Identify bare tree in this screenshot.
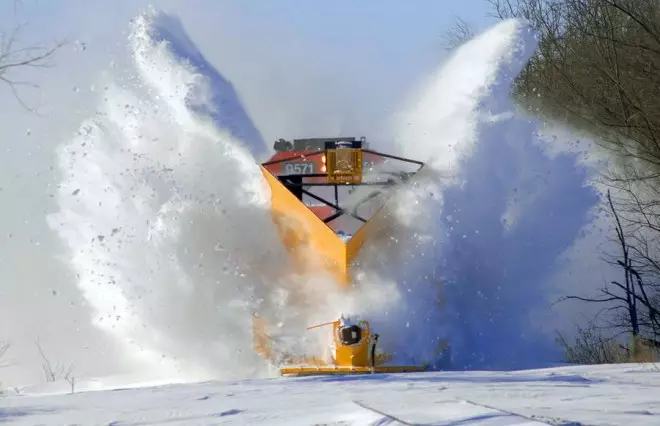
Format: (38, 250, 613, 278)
(0, 7, 65, 110)
(558, 190, 660, 360)
(480, 0, 660, 363)
(486, 0, 660, 180)
(35, 339, 76, 392)
(441, 17, 476, 51)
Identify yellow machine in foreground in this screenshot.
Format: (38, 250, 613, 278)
(254, 314, 427, 375)
(253, 137, 439, 375)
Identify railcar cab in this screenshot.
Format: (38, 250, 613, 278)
(261, 137, 374, 236)
(266, 136, 375, 177)
(261, 136, 424, 242)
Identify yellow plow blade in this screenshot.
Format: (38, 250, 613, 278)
(252, 140, 450, 374)
(280, 365, 427, 376)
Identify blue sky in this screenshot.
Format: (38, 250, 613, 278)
(0, 1, 499, 87)
(2, 1, 497, 37)
(0, 0, 503, 144)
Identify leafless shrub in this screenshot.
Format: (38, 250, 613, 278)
(35, 340, 76, 393)
(556, 324, 629, 364)
(0, 341, 9, 396)
(0, 341, 9, 367)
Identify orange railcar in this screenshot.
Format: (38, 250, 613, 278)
(262, 137, 385, 222)
(253, 137, 449, 375)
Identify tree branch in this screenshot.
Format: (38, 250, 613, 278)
(0, 22, 66, 111)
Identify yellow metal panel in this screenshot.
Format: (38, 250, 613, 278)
(347, 165, 432, 264)
(346, 165, 433, 267)
(346, 200, 395, 267)
(280, 365, 426, 375)
(260, 166, 349, 286)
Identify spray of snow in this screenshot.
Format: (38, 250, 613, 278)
(348, 19, 602, 369)
(47, 8, 357, 381)
(46, 8, 604, 383)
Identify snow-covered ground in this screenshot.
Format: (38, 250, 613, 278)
(2, 363, 659, 425)
(4, 5, 654, 425)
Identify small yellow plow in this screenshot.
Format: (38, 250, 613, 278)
(254, 314, 427, 376)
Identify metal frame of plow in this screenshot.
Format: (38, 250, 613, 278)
(261, 149, 425, 225)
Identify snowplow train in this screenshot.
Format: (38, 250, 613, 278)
(252, 137, 444, 376)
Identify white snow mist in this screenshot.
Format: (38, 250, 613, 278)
(46, 10, 604, 383)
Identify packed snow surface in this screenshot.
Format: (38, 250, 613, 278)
(2, 364, 659, 425)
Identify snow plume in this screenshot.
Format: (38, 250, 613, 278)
(46, 9, 604, 382)
(47, 8, 343, 381)
(351, 19, 602, 370)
